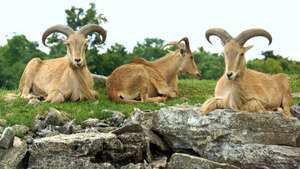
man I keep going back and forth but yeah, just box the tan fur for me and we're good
[201,33,292,119]
[19,25,105,103]
[106,38,200,103]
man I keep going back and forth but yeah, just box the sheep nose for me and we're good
[226,72,233,78]
[74,58,81,63]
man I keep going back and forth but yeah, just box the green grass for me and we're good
[0,76,299,127]
[0,80,215,127]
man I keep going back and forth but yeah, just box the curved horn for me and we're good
[178,37,191,53]
[79,24,107,44]
[205,28,233,45]
[235,28,272,46]
[42,25,74,47]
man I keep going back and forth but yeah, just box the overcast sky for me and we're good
[0,0,299,61]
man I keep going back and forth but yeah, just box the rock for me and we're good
[197,142,300,169]
[82,118,100,128]
[112,123,143,135]
[143,129,169,152]
[102,109,126,127]
[0,127,15,149]
[120,162,150,169]
[12,124,30,137]
[0,137,27,169]
[292,104,300,119]
[152,106,300,148]
[96,122,110,127]
[57,120,75,134]
[0,119,7,127]
[167,153,239,169]
[0,127,4,134]
[29,133,120,169]
[29,132,148,169]
[149,105,300,168]
[151,156,167,169]
[97,127,118,133]
[45,108,71,126]
[33,119,46,132]
[126,108,155,128]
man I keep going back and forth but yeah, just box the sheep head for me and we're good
[206,28,272,80]
[163,37,201,79]
[42,24,106,68]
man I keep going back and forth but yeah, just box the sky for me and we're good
[0,0,299,61]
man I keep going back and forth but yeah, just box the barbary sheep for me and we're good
[201,28,292,119]
[106,37,201,103]
[19,24,106,103]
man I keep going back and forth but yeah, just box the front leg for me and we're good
[201,97,225,114]
[45,90,65,103]
[89,89,98,99]
[241,99,265,112]
[169,76,179,96]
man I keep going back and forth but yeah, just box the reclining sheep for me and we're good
[106,37,201,103]
[201,28,292,119]
[19,24,106,103]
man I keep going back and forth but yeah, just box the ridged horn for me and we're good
[79,24,107,43]
[205,28,233,45]
[178,37,191,53]
[42,25,74,47]
[235,28,272,46]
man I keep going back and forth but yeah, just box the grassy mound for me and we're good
[0,76,299,127]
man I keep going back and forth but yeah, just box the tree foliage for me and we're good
[0,4,299,89]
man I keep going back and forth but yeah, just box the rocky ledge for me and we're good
[1,104,300,169]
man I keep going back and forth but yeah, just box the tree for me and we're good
[94,43,132,75]
[132,38,167,61]
[0,35,46,89]
[194,47,224,79]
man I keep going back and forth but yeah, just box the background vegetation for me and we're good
[0,3,299,89]
[0,3,299,127]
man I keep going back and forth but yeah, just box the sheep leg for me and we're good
[144,96,168,103]
[242,99,265,112]
[90,89,99,99]
[45,90,65,103]
[19,58,41,99]
[282,93,292,120]
[201,97,225,114]
[169,76,179,96]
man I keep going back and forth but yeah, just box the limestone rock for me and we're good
[0,137,27,169]
[0,119,7,127]
[0,127,15,149]
[82,118,100,128]
[45,108,71,126]
[101,109,126,127]
[150,105,300,169]
[152,106,300,149]
[29,132,148,169]
[196,142,300,169]
[12,124,30,137]
[167,153,239,169]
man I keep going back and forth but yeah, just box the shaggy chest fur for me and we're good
[216,71,283,111]
[32,60,94,101]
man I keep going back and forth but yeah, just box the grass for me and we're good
[0,80,216,127]
[0,76,299,127]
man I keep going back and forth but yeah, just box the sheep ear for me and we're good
[245,45,253,51]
